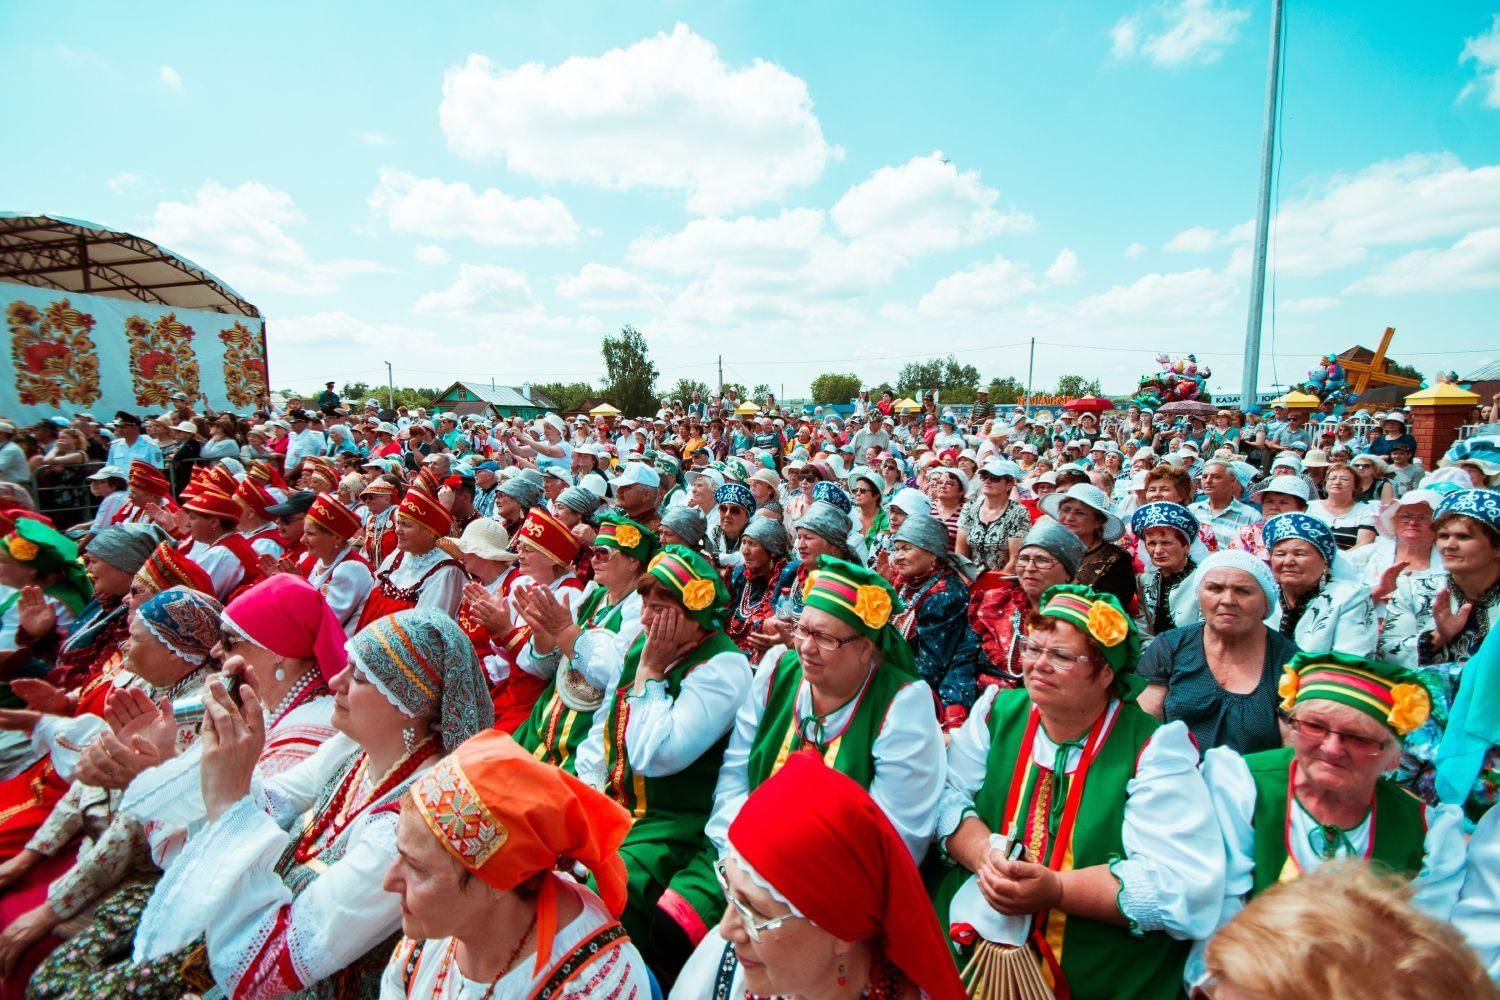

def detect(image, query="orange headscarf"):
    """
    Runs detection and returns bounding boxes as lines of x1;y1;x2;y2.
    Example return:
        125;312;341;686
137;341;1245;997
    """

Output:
409;731;631;973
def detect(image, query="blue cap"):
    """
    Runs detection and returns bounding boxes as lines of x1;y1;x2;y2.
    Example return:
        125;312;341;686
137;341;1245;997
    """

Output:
477;461;500;473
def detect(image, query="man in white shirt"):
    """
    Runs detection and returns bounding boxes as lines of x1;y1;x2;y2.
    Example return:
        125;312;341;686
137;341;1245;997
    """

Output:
1189;459;1261;549
283;409;326;476
104;411;165;469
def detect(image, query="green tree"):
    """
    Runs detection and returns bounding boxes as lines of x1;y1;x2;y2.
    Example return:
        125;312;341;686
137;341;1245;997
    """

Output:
896;356;981;400
1384;359;1424;383
809;372;862;405
670;379;710;406
532;381;596;414
751;383;772;399
1055;374;1102;397
600;326;659;417
721;382;747;400
987;376;1026;404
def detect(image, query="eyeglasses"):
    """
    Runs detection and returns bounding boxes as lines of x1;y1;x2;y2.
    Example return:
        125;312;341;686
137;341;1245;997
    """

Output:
715;858;797;941
1017;637;1094;671
851;486;874;495
1013;554;1060;571
589;547;615;562
1287;716;1390;758
790;622;863;652
275;515;305;526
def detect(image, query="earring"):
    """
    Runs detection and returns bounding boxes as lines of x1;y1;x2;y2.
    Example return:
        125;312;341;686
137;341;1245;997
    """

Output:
402;727;416;754
837;959;847;988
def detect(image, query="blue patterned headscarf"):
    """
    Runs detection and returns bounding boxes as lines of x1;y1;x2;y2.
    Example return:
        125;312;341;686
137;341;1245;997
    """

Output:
715;483;755;514
1435;488;1500;534
1130;502;1199;545
139;586;223;665
811;480;852;514
347;609;495;752
1263;511;1336;567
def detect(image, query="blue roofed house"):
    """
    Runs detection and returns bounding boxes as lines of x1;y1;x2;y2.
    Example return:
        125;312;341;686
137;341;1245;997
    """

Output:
429;381;559;421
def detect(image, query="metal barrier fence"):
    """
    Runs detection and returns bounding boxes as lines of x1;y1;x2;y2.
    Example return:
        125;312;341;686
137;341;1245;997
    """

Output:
25;454;270;533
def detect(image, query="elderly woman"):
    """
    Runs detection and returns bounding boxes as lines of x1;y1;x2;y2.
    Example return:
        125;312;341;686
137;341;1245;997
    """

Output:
1231;474;1313;562
887;513;980;725
767;500;857;630
674;752;965;1000
574;546;752;958
1039;483;1134;609
1362;489;1443;605
1264;513;1378;656
1309;463;1377;551
1377;489;1500;821
932;585;1224;998
725;516;793;659
709;483;754;569
0;520;89;672
956;459;1030;574
115;609;492;998
1130;502;1205;640
356;487;466;626
1189;652;1467;989
658;558;942;984
967;519;1083;692
926;467;968;545
1138;551;1300;755
511;514;655;774
381;731;651;996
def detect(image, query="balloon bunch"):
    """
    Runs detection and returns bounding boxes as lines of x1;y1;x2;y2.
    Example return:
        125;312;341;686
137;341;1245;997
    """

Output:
1131;353;1212;408
1303;353;1357;405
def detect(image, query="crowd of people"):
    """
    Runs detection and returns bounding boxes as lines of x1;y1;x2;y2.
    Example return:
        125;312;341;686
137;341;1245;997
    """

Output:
0;379;1498;998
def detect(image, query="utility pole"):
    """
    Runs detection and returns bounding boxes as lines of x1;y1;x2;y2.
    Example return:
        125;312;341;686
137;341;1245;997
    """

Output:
1024;337;1036;417
1240;0;1285;407
717;354;723;395
385;361;395;409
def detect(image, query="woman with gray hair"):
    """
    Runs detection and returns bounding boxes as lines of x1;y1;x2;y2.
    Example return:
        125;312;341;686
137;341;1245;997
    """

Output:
725;516;794;660
968;518;1084;692
887;512;980;726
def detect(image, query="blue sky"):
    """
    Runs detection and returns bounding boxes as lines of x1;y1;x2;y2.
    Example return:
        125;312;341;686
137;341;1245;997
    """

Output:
4;1;1498;399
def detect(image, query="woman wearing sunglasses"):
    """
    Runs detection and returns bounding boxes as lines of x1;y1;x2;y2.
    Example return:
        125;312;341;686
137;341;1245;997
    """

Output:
675;750;965;1000
664;557;943;991
1187;651;1466;992
932;584;1223;1000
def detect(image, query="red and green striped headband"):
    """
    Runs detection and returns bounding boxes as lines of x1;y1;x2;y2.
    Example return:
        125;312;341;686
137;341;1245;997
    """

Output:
647;544;727;628
802;557;901;638
1037;583;1140;673
596;514;659;563
1278;651;1430;736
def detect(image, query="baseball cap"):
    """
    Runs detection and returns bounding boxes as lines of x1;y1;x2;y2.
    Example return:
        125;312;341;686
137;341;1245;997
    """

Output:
609;463;660;490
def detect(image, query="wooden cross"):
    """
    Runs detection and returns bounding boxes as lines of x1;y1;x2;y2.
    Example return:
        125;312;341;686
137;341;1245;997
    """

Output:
1340;326;1422;395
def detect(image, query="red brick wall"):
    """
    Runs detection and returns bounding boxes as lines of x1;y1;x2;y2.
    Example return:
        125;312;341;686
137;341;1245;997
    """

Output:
1411;407;1469;467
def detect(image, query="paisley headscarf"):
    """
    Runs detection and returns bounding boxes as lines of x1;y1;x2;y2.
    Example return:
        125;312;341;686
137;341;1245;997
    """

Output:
138;587;224;665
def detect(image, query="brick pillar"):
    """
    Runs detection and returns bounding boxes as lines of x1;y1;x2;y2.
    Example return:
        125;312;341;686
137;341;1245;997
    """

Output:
1409;407;1468;467
1405;383;1481;468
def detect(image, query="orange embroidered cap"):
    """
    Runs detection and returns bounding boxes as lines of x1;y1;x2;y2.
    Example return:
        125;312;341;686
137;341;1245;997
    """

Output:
514;506;580;566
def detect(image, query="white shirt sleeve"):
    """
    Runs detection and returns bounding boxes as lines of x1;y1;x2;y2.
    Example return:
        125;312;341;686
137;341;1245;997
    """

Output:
31;712;107;782
1112;721;1225;940
1452;804;1500;982
1410;802;1468;921
703;654;776;853
870;681;946;862
1183;746;1257;990
1324;581;1378;658
134;793;405;1000
322;560;374;634
413;562;465;617
936;686;1000;844
624;649;752;778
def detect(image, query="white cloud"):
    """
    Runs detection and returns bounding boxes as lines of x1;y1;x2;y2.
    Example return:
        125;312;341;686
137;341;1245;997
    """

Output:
916;256;1040;318
555;264;663;311
413;264;542;317
413;245;449;265
439;24;840;215
1460;14;1500;108
830;151;1033;256
1125;241;1148;258
1045;248;1083;285
1164;225;1222;253
1279;295;1341;314
1345;227;1500;295
106;172;141;193
369;168;581;247
149;181;382;297
1076;267;1239;320
1110;0;1249;67
159;65;183;91
360;131;395;146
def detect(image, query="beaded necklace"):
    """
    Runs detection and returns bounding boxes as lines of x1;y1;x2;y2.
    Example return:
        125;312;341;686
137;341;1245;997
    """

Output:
424;909;538;999
293;736;438;864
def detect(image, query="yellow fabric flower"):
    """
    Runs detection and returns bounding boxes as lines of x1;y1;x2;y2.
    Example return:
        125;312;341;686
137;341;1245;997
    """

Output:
853;585;893;630
5;537;38;562
682;578;717;612
1277;667;1300;713
1386;683;1431;736
802;572;819;601
1086;601;1128;647
613;524;642;549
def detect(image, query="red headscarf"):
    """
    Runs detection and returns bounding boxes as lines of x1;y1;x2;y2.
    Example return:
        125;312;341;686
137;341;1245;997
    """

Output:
728;751;965;1000
222;574;348;681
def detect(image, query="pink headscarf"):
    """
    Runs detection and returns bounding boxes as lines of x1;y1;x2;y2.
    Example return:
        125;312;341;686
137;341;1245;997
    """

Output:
223;574;347;682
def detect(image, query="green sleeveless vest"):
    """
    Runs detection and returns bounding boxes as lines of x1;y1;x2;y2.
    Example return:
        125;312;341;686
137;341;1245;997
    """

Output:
1244;747;1427;897
931;688;1188;1000
744;648;915;791
513;586;623;774
601;629;743;821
